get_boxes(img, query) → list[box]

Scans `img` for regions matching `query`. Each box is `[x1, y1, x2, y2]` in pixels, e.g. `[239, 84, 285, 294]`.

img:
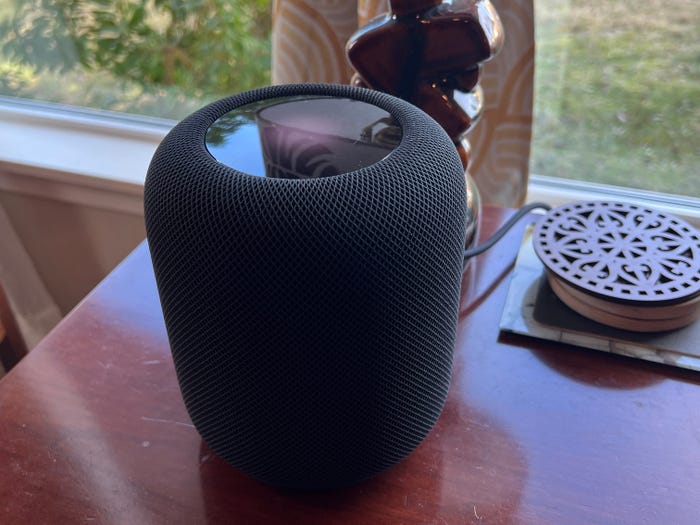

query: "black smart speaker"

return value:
[144, 83, 468, 490]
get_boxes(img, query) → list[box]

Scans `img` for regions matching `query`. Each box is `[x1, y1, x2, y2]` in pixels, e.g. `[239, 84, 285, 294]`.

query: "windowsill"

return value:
[0, 96, 172, 215]
[0, 96, 172, 182]
[1, 96, 699, 225]
[527, 175, 700, 227]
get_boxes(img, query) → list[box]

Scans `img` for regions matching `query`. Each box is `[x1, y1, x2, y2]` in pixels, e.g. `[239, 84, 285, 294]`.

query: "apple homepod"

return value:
[144, 83, 468, 489]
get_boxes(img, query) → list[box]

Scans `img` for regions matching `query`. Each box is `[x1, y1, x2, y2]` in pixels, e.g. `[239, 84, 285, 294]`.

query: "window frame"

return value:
[0, 96, 169, 215]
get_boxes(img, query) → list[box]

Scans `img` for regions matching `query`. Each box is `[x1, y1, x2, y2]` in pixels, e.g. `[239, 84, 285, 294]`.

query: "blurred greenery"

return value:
[0, 0, 698, 197]
[0, 0, 271, 118]
[532, 0, 700, 197]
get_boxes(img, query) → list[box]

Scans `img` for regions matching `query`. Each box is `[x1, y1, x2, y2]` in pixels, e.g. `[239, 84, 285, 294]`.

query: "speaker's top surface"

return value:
[205, 96, 403, 180]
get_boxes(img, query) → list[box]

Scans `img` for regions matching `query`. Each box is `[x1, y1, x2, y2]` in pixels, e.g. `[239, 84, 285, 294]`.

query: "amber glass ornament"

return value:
[347, 1, 504, 250]
[346, 0, 504, 169]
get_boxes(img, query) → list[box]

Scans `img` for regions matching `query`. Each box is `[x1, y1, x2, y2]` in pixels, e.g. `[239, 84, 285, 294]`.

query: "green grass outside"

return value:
[532, 0, 700, 197]
[0, 62, 221, 119]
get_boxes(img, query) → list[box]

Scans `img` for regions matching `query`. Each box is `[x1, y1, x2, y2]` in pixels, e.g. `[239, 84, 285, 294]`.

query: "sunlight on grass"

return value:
[532, 0, 700, 197]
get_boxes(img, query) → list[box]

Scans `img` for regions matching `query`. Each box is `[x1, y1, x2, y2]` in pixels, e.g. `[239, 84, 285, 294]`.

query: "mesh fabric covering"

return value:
[144, 84, 467, 489]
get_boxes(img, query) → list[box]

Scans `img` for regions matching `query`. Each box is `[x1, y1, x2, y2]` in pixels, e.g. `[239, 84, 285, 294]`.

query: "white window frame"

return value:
[1, 96, 699, 226]
[0, 96, 169, 216]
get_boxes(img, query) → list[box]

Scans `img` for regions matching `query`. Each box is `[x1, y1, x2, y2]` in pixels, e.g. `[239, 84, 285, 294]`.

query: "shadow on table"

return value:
[196, 402, 527, 524]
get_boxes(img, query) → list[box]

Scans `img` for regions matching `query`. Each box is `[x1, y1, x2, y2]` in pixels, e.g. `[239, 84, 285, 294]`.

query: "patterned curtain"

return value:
[271, 1, 359, 84]
[272, 0, 534, 207]
[468, 0, 534, 207]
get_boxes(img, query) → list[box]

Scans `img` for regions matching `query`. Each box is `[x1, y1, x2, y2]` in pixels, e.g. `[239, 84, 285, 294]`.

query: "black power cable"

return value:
[463, 202, 552, 263]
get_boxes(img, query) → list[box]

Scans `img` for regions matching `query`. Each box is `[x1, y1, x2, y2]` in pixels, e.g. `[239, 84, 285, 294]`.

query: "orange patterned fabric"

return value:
[468, 0, 534, 207]
[272, 1, 358, 83]
[272, 0, 534, 207]
[357, 0, 387, 26]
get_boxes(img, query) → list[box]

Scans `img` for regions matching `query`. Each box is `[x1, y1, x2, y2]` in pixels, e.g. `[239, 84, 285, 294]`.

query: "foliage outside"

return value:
[0, 0, 698, 197]
[0, 0, 271, 116]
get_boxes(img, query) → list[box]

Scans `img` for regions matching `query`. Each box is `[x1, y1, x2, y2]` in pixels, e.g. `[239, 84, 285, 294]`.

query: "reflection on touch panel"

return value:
[205, 97, 403, 179]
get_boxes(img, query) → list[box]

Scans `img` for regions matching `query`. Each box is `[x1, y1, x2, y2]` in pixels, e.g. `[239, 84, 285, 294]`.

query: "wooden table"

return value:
[1, 207, 699, 525]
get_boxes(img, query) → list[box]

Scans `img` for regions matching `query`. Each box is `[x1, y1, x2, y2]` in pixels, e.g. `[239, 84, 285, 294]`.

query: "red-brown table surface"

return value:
[1, 206, 699, 525]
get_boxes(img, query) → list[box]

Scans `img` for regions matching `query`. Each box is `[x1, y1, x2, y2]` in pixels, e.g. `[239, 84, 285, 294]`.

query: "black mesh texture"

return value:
[144, 83, 467, 489]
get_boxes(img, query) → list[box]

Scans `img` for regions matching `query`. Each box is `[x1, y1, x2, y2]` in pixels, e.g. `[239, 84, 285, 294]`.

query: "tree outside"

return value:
[0, 0, 272, 117]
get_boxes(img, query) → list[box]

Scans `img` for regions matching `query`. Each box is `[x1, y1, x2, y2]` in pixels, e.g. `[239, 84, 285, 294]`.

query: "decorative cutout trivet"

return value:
[532, 201, 700, 332]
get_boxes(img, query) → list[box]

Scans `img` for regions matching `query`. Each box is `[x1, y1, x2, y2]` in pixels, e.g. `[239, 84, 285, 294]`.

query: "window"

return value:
[531, 0, 700, 199]
[1, 0, 698, 202]
[0, 0, 271, 120]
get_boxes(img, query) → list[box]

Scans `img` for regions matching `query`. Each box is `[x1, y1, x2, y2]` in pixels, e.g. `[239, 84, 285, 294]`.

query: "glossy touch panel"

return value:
[205, 96, 402, 179]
